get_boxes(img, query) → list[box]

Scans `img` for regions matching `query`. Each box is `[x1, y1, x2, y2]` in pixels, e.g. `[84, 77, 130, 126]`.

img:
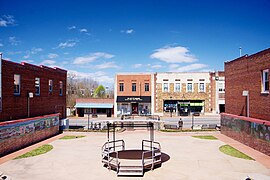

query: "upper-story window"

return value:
[262, 69, 269, 93]
[132, 83, 136, 92]
[175, 83, 181, 92]
[199, 83, 205, 92]
[35, 77, 40, 95]
[145, 83, 149, 92]
[187, 83, 193, 92]
[119, 83, 124, 92]
[49, 80, 53, 93]
[163, 83, 169, 92]
[14, 74, 20, 95]
[218, 82, 225, 93]
[59, 81, 63, 96]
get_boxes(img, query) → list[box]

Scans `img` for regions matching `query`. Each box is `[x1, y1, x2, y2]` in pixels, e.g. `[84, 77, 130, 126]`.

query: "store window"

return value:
[262, 69, 269, 93]
[132, 83, 136, 92]
[119, 83, 124, 92]
[49, 80, 53, 93]
[175, 83, 181, 92]
[14, 74, 20, 95]
[199, 83, 205, 92]
[187, 83, 193, 92]
[35, 77, 40, 95]
[163, 83, 168, 92]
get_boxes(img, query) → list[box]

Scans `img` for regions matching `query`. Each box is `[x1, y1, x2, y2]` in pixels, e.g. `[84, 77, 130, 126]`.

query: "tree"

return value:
[93, 85, 106, 98]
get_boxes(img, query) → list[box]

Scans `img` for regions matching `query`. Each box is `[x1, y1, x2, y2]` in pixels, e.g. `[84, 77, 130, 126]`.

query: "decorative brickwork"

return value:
[221, 113, 270, 156]
[0, 114, 60, 157]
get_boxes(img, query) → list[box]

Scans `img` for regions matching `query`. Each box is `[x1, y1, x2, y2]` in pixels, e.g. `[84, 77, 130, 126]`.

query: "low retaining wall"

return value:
[221, 113, 270, 156]
[0, 114, 60, 157]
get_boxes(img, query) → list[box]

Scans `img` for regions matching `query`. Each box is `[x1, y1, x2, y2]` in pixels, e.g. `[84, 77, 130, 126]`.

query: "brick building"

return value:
[114, 73, 155, 117]
[75, 98, 114, 117]
[0, 55, 67, 122]
[225, 48, 270, 120]
[155, 72, 224, 116]
[222, 48, 270, 155]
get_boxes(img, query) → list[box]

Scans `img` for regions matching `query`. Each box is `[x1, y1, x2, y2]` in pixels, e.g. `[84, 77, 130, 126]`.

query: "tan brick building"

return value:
[114, 73, 155, 117]
[155, 72, 221, 116]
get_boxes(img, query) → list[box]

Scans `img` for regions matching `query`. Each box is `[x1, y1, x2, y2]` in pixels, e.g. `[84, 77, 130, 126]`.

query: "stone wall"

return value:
[221, 113, 270, 156]
[0, 114, 60, 157]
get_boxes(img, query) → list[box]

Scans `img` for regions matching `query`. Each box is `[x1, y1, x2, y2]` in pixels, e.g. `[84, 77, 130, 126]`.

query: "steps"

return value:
[117, 165, 143, 176]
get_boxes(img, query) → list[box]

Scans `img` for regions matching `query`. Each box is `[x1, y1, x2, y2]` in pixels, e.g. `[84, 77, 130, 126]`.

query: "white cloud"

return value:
[31, 47, 43, 54]
[0, 43, 3, 47]
[68, 70, 114, 84]
[23, 47, 43, 59]
[57, 40, 77, 49]
[80, 28, 88, 32]
[23, 54, 30, 59]
[150, 46, 197, 63]
[0, 15, 15, 27]
[133, 64, 142, 68]
[9, 36, 20, 46]
[95, 62, 119, 69]
[68, 26, 76, 30]
[151, 64, 163, 69]
[48, 53, 59, 59]
[41, 60, 56, 65]
[169, 63, 208, 72]
[73, 52, 114, 65]
[121, 29, 134, 34]
[22, 60, 34, 63]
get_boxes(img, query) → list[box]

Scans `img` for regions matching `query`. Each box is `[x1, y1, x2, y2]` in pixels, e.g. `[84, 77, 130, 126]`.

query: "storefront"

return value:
[116, 96, 151, 116]
[163, 100, 205, 116]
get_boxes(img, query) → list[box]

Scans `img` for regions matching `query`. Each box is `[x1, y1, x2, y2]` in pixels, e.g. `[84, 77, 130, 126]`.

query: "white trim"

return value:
[162, 82, 169, 92]
[262, 69, 269, 93]
[198, 82, 205, 92]
[186, 82, 193, 92]
[174, 82, 181, 92]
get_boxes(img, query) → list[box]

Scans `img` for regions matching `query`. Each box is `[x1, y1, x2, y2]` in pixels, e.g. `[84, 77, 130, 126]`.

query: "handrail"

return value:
[141, 140, 161, 170]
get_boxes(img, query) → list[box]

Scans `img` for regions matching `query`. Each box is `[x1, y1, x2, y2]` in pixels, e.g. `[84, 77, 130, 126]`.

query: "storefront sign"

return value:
[117, 96, 151, 103]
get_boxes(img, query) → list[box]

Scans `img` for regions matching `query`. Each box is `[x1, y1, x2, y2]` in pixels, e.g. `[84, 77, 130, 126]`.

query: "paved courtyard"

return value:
[0, 131, 270, 180]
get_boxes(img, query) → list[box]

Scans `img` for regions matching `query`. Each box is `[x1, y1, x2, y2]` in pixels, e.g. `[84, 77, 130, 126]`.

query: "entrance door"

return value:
[132, 103, 138, 114]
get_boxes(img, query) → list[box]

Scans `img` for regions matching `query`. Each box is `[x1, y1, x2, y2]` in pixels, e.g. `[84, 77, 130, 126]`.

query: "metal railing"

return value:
[102, 139, 125, 170]
[141, 140, 161, 170]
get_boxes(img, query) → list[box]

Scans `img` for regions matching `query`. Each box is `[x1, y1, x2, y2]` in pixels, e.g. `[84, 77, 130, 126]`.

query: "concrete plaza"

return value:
[0, 130, 270, 180]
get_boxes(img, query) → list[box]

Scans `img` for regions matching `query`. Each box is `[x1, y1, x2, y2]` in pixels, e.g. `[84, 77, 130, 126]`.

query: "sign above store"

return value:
[117, 96, 151, 103]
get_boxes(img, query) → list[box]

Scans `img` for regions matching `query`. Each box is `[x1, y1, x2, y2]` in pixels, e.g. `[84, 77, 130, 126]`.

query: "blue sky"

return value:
[0, 0, 270, 86]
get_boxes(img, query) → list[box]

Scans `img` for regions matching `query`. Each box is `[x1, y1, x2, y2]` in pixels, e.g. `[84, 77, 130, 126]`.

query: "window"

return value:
[119, 83, 124, 92]
[59, 81, 63, 96]
[163, 83, 168, 92]
[262, 69, 269, 93]
[218, 82, 225, 93]
[199, 83, 205, 92]
[14, 74, 20, 95]
[175, 83, 181, 92]
[145, 83, 149, 92]
[49, 80, 53, 93]
[35, 78, 40, 95]
[132, 83, 136, 92]
[187, 83, 193, 92]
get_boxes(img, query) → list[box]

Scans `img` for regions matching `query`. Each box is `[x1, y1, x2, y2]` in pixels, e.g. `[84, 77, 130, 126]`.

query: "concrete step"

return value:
[118, 166, 143, 176]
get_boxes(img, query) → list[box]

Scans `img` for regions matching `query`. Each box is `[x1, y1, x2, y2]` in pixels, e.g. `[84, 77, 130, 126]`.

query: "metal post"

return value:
[27, 96, 30, 117]
[247, 93, 249, 117]
[113, 123, 115, 151]
[191, 114, 194, 129]
[107, 123, 110, 142]
[87, 114, 90, 130]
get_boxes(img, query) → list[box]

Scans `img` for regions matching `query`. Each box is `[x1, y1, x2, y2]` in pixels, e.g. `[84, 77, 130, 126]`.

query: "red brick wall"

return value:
[0, 114, 60, 157]
[225, 48, 270, 121]
[0, 60, 67, 122]
[116, 74, 152, 96]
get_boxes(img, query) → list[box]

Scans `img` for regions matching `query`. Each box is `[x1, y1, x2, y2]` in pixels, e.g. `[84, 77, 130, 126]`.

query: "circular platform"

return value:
[109, 149, 147, 160]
